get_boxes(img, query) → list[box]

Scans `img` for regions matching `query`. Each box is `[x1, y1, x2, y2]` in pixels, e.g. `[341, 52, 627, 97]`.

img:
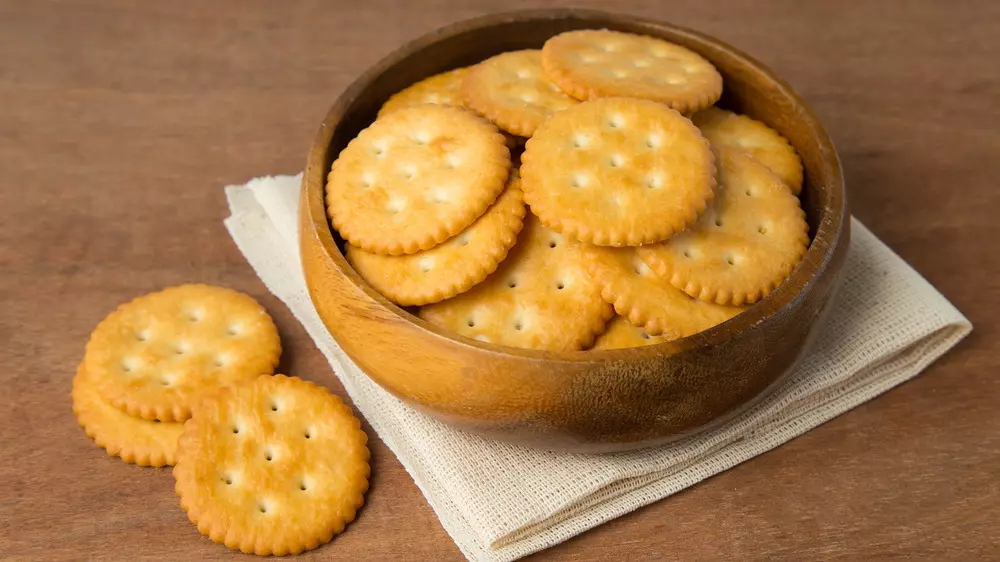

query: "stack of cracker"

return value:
[73, 284, 370, 555]
[327, 29, 809, 352]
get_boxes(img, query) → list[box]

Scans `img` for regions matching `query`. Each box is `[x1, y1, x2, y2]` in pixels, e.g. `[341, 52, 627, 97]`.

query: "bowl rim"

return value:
[302, 7, 848, 363]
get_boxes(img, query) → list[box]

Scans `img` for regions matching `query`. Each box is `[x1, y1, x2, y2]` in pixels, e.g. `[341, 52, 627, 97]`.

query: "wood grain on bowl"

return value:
[300, 9, 849, 452]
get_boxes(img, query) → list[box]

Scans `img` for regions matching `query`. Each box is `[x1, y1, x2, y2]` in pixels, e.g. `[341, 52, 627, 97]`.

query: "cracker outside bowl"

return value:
[300, 9, 849, 453]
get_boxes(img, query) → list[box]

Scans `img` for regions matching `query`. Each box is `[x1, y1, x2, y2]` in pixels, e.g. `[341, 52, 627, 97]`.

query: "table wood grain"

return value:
[2, 1, 998, 559]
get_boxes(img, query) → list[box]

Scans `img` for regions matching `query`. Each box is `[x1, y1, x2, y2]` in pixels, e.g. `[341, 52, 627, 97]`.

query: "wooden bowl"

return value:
[299, 9, 850, 452]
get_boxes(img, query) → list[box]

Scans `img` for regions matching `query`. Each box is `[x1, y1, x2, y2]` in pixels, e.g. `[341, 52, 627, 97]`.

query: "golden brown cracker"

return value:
[521, 97, 716, 246]
[462, 50, 580, 137]
[419, 215, 613, 351]
[692, 107, 804, 195]
[377, 67, 471, 117]
[590, 316, 668, 350]
[174, 375, 370, 556]
[346, 174, 526, 306]
[84, 284, 281, 422]
[582, 244, 744, 338]
[327, 104, 511, 255]
[541, 29, 722, 113]
[73, 363, 184, 467]
[638, 146, 810, 305]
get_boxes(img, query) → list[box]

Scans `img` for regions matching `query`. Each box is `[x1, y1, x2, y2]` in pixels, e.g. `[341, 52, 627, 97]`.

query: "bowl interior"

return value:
[306, 8, 846, 360]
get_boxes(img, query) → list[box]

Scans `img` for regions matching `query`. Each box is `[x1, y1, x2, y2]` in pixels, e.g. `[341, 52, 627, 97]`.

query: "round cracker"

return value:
[174, 375, 369, 556]
[541, 29, 722, 113]
[582, 244, 744, 338]
[591, 316, 669, 350]
[377, 67, 471, 117]
[346, 174, 526, 306]
[521, 97, 716, 246]
[419, 215, 613, 351]
[73, 363, 184, 467]
[692, 107, 804, 195]
[327, 104, 511, 255]
[462, 50, 580, 137]
[84, 284, 281, 422]
[638, 146, 810, 306]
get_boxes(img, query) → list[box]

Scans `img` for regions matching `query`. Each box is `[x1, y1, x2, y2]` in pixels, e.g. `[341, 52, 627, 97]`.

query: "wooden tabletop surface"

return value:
[2, 1, 998, 559]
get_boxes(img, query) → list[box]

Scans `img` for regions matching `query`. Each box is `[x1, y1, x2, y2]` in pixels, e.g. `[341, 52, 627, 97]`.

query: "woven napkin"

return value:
[223, 174, 970, 562]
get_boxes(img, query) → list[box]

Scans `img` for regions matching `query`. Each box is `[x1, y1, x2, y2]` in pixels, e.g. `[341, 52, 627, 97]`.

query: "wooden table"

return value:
[2, 1, 997, 559]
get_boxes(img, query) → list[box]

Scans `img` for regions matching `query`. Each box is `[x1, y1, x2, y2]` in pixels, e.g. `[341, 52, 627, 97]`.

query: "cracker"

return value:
[377, 67, 471, 117]
[521, 97, 716, 246]
[84, 284, 281, 422]
[174, 375, 369, 556]
[462, 50, 580, 137]
[581, 244, 744, 338]
[347, 173, 525, 306]
[541, 29, 722, 113]
[419, 215, 613, 351]
[72, 363, 184, 467]
[692, 107, 804, 195]
[327, 104, 511, 255]
[591, 316, 668, 350]
[638, 146, 810, 305]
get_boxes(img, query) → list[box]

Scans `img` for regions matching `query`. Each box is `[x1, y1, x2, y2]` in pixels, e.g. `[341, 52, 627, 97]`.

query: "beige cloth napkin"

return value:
[223, 174, 971, 562]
